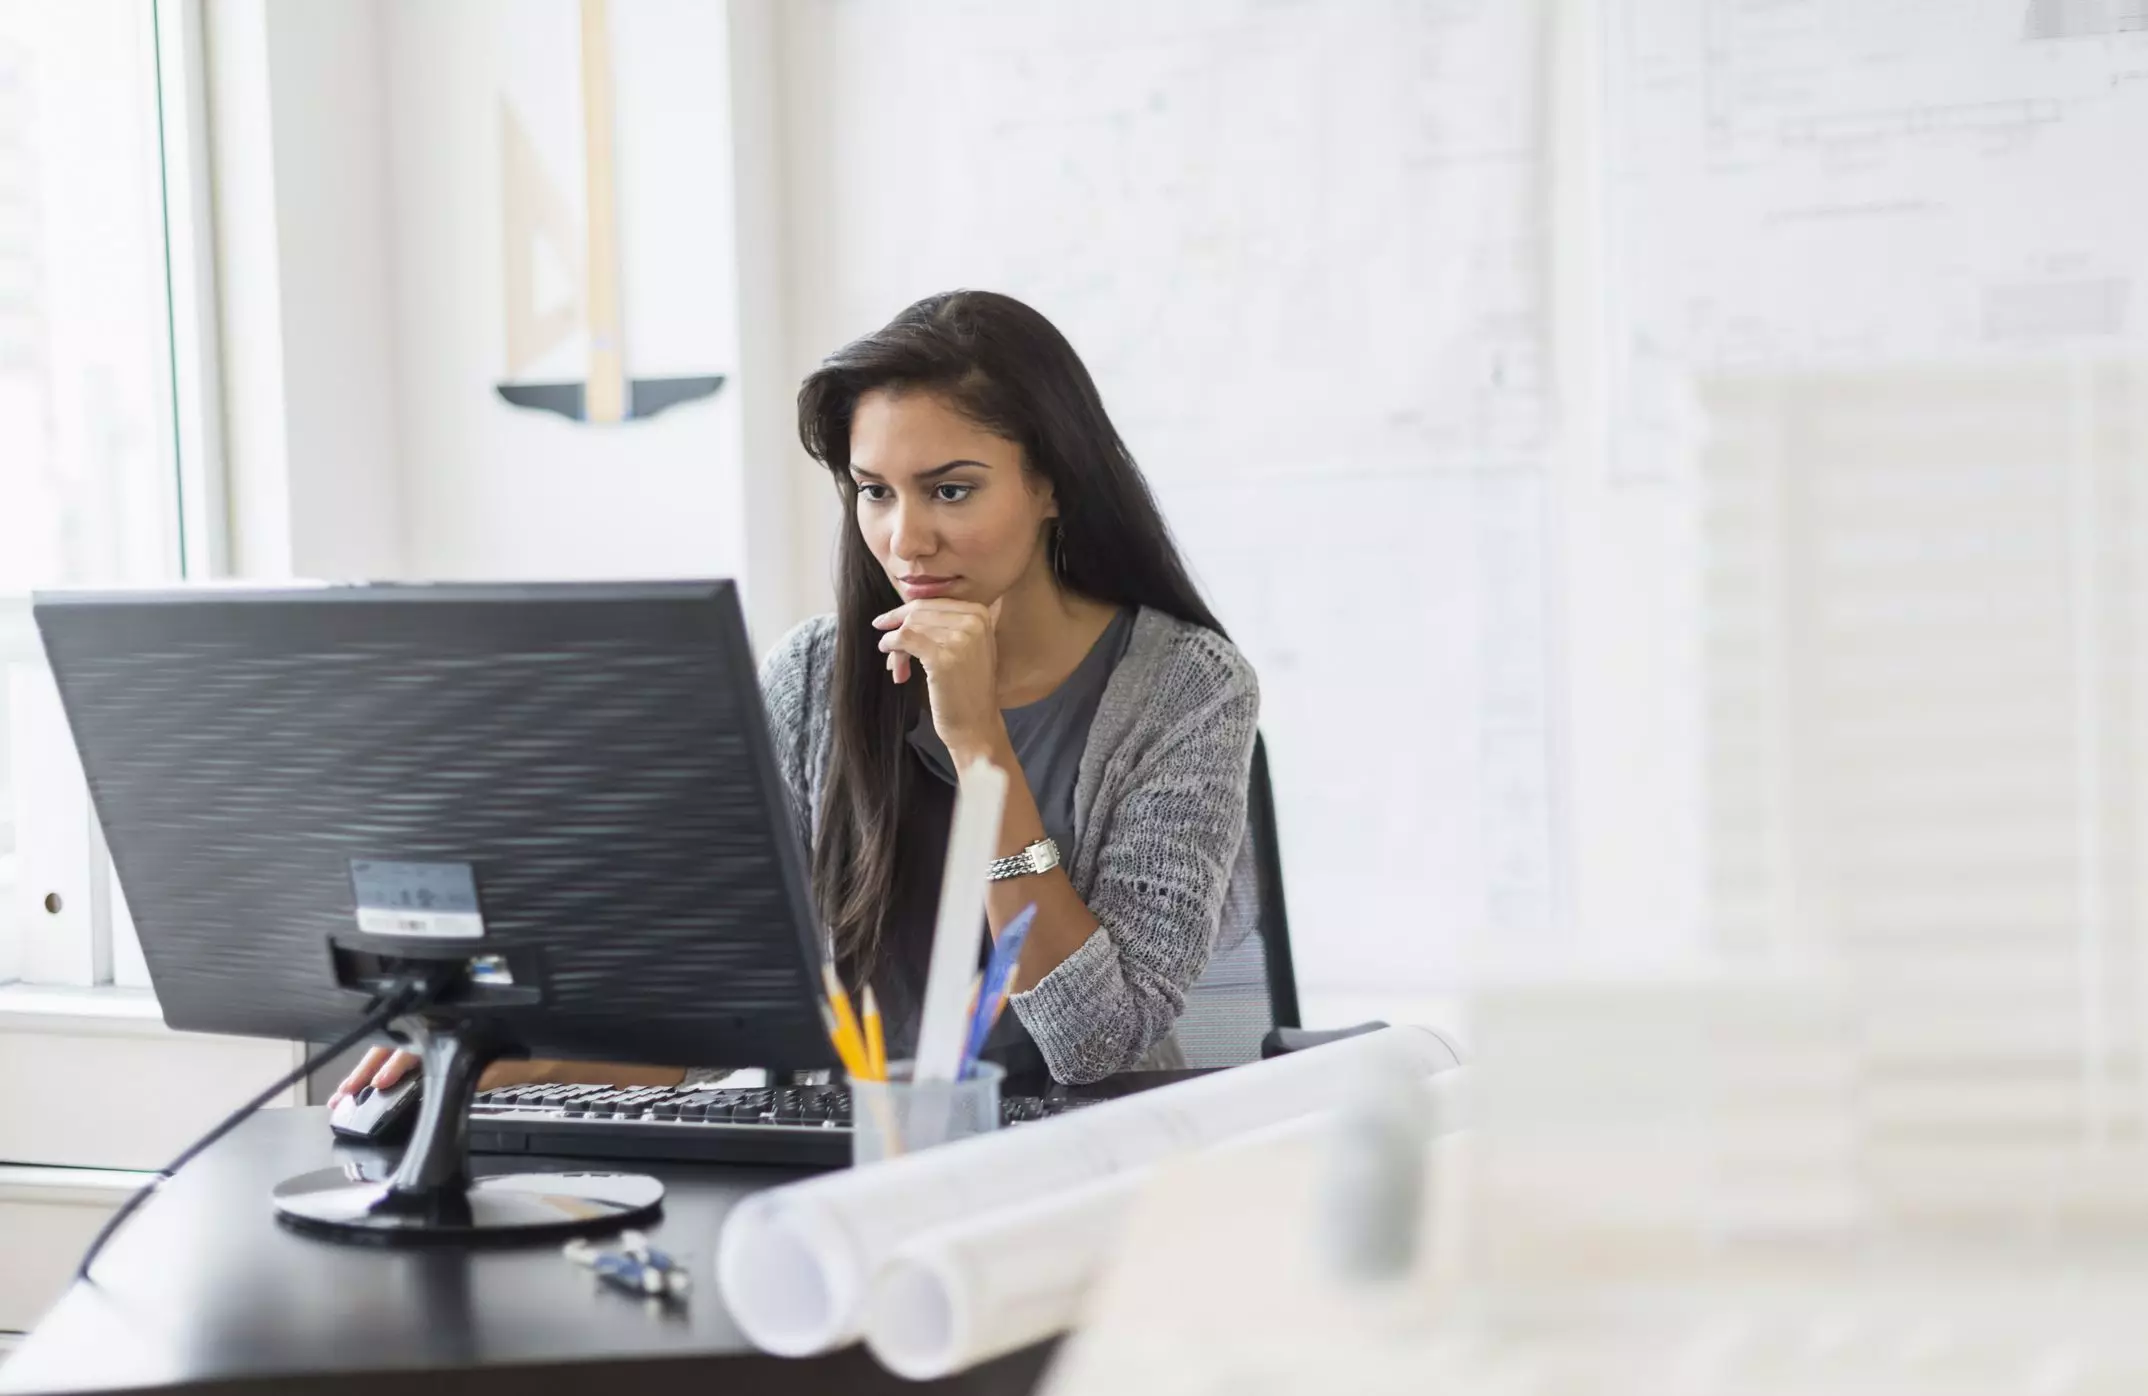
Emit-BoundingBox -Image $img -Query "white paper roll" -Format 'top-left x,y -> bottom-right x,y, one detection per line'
715,1025 -> 1464,1358
864,1174 -> 1143,1380
861,1111 -> 1357,1380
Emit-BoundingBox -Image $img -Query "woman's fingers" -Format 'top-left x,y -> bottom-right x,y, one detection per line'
330,1045 -> 394,1106
878,623 -> 951,670
877,601 -> 990,689
877,610 -> 985,654
372,1050 -> 418,1091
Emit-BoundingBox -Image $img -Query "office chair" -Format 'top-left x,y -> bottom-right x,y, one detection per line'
1172,734 -> 1301,1066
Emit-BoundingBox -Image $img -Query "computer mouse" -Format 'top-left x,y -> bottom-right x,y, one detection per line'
328,1075 -> 421,1143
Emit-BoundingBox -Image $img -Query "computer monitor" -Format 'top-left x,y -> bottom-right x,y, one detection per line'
33,580 -> 835,1242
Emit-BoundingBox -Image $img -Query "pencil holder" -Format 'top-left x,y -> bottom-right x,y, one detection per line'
849,1060 -> 1004,1165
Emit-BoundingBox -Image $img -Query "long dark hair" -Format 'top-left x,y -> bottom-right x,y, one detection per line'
797,289 -> 1223,973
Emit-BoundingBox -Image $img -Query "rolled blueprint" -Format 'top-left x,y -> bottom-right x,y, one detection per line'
715,1025 -> 1465,1359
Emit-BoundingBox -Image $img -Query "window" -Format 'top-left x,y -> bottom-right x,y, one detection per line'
0,0 -> 213,988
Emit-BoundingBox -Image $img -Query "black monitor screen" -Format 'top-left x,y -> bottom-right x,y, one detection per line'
33,581 -> 833,1073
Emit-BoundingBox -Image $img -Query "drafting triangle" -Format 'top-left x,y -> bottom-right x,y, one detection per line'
500,98 -> 582,380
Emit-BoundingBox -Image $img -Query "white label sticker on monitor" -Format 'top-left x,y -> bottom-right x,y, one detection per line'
349,860 -> 488,940
355,907 -> 486,939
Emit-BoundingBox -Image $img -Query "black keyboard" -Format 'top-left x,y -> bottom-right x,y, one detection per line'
464,1080 -> 1098,1169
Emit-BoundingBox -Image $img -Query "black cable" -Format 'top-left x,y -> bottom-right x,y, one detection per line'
75,978 -> 440,1284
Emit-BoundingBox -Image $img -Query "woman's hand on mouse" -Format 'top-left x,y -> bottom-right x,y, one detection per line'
328,1045 -> 419,1107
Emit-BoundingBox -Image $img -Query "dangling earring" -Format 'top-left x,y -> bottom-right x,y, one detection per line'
1049,520 -> 1068,579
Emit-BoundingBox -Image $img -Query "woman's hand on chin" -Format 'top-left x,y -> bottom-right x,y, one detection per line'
873,597 -> 1008,760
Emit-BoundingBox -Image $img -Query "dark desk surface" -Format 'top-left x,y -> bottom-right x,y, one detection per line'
0,1106 -> 1081,1396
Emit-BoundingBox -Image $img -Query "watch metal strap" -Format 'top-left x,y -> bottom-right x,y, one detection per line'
986,837 -> 1060,882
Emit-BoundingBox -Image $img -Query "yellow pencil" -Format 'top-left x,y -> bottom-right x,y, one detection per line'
818,998 -> 868,1078
862,985 -> 887,1081
822,963 -> 870,1078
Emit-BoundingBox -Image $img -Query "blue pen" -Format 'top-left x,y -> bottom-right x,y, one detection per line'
960,903 -> 1037,1078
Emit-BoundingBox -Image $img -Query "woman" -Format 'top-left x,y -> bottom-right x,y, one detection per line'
335,290 -> 1257,1095
777,288 -> 1259,1084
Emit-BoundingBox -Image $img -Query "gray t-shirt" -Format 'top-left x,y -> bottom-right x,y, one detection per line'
904,605 -> 1136,850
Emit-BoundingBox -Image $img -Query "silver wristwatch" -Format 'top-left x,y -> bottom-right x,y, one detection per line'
986,836 -> 1061,882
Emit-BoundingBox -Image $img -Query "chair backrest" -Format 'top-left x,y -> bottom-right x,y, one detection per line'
1170,733 -> 1299,1066
1248,734 -> 1301,1028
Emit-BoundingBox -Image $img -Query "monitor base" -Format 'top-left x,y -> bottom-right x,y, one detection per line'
272,1167 -> 663,1242
280,1009 -> 662,1245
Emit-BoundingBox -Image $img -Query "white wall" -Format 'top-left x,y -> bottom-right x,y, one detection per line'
207,0 -> 403,580
381,1 -> 742,591
209,0 -> 805,645
724,0 -> 813,644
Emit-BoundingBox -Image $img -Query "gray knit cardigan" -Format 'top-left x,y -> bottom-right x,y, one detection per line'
759,606 -> 1261,1085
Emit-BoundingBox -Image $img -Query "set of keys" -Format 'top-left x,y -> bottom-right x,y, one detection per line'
562,1229 -> 691,1301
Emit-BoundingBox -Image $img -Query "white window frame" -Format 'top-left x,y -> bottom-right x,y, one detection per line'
0,0 -> 225,993
157,0 -> 228,582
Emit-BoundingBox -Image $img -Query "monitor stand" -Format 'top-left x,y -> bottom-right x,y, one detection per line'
271,1017 -> 663,1242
